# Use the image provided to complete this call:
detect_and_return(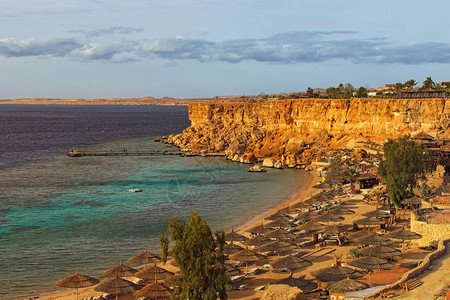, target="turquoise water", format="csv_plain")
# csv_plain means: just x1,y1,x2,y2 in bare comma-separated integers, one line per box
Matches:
0,136,306,299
